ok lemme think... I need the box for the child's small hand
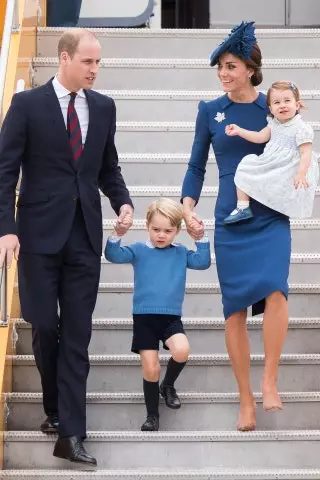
[294,172,309,189]
[225,124,241,136]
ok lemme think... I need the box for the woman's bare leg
[262,291,288,411]
[225,310,256,431]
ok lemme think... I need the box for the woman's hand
[225,124,242,136]
[184,211,204,240]
[294,171,309,189]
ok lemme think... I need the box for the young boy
[105,198,211,431]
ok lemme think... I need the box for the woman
[181,21,290,431]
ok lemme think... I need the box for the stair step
[94,283,320,318]
[33,58,320,90]
[12,354,320,393]
[101,186,320,218]
[6,392,320,431]
[36,26,320,59]
[97,89,320,122]
[102,219,320,253]
[3,468,320,479]
[4,430,320,469]
[100,253,320,284]
[14,316,320,355]
[111,121,320,153]
[116,153,318,186]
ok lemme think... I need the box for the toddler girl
[224,80,319,224]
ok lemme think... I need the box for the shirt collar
[218,92,266,110]
[52,76,86,99]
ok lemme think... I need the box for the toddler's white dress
[234,114,319,218]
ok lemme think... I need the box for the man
[0,29,133,466]
[47,0,82,27]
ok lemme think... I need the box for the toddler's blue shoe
[224,207,254,225]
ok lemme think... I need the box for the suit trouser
[46,0,82,27]
[18,203,101,438]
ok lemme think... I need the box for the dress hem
[223,286,288,321]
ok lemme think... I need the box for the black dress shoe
[40,414,59,434]
[160,383,181,409]
[53,436,97,466]
[141,415,159,431]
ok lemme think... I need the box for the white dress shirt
[52,76,89,145]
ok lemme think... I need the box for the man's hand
[114,204,133,236]
[0,234,20,268]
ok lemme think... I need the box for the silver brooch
[214,112,226,123]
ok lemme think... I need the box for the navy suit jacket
[0,79,133,255]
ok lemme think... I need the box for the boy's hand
[225,124,242,136]
[294,171,309,189]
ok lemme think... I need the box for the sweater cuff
[195,236,210,248]
[107,236,121,245]
[196,232,210,244]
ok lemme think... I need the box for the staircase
[2,27,320,479]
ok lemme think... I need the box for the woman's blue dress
[181,93,291,319]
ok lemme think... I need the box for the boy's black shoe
[141,415,159,431]
[160,383,181,409]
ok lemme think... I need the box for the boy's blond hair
[146,198,183,229]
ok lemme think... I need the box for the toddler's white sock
[237,200,250,210]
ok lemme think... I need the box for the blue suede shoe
[224,207,254,225]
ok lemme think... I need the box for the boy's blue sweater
[105,238,211,316]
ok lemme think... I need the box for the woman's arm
[225,124,271,144]
[294,142,312,189]
[182,198,204,240]
[181,101,210,239]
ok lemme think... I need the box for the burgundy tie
[67,92,83,163]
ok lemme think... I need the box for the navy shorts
[131,314,185,354]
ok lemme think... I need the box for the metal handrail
[0,0,18,119]
[0,78,24,327]
[0,257,8,326]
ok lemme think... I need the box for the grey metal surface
[14,316,320,355]
[11,354,320,393]
[36,28,320,59]
[96,91,320,122]
[4,431,320,469]
[32,58,320,91]
[2,468,320,479]
[6,392,320,432]
[101,186,320,218]
[101,221,320,253]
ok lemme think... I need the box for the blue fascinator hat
[209,21,257,67]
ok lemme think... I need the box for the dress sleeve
[181,101,211,205]
[296,121,314,146]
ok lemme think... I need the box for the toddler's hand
[294,172,309,189]
[225,124,241,136]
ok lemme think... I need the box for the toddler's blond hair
[146,198,183,229]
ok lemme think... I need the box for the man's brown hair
[58,29,97,59]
